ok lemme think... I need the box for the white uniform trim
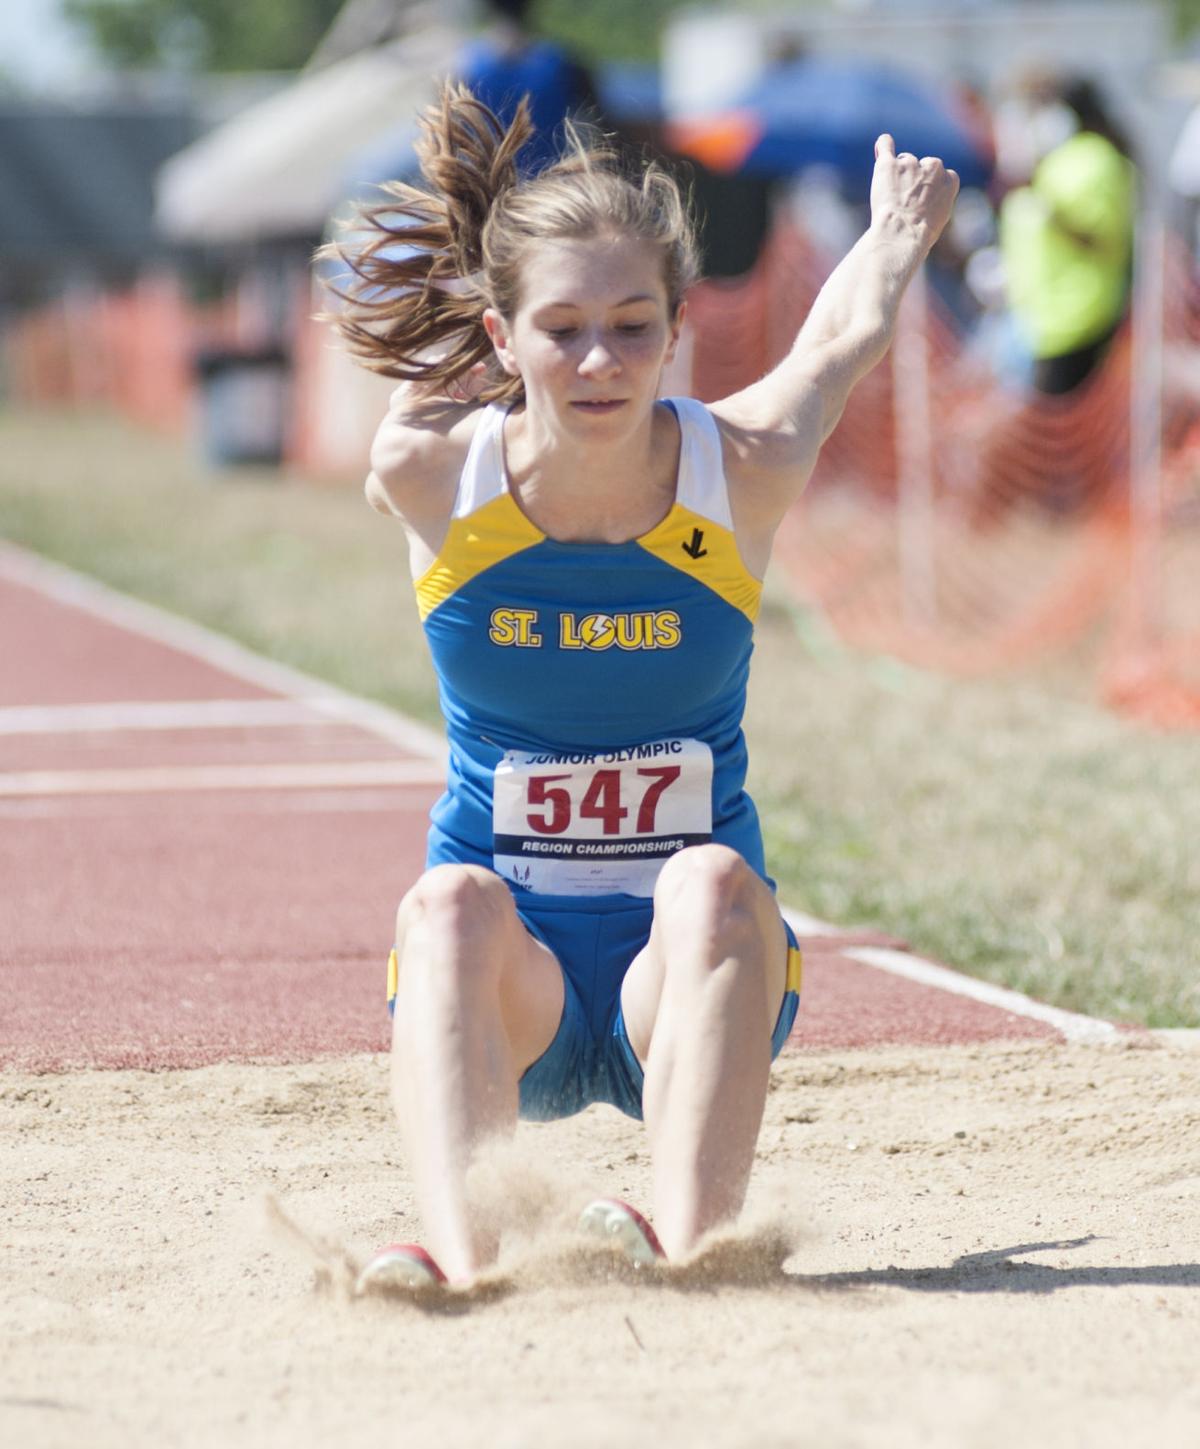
[669,397,735,530]
[451,399,734,529]
[451,403,509,518]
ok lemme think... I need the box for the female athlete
[326,86,957,1289]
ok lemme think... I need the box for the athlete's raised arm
[712,134,959,530]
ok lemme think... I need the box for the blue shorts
[384,890,802,1124]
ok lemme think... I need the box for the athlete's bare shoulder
[365,385,485,525]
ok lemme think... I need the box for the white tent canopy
[156,28,460,243]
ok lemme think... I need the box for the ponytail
[319,85,531,400]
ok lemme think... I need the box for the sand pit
[4,1038,1200,1449]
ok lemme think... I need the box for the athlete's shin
[639,850,777,1258]
[389,868,524,1280]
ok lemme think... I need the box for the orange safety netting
[7,275,251,436]
[1100,235,1200,728]
[688,219,1200,729]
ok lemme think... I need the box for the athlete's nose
[578,335,621,381]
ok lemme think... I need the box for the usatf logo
[488,608,682,650]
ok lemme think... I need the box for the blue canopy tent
[670,57,993,196]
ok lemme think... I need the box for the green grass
[3,406,1197,1028]
[0,410,440,727]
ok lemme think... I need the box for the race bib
[493,737,713,896]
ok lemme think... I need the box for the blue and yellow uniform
[388,397,801,1118]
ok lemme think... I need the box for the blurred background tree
[542,0,1199,60]
[534,0,688,63]
[541,0,1200,59]
[1175,0,1200,40]
[62,0,346,72]
[62,0,688,71]
[60,0,1200,75]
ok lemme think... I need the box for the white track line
[782,907,843,937]
[1150,1029,1200,1050]
[846,945,1119,1045]
[0,760,446,797]
[1,543,1152,1047]
[0,699,339,735]
[0,545,446,761]
[782,915,1124,1048]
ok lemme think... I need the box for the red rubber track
[0,565,1058,1073]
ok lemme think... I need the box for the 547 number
[526,766,681,836]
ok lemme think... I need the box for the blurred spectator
[458,0,602,172]
[963,76,1136,520]
[997,76,1136,395]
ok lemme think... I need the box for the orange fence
[687,222,1200,730]
[4,270,388,479]
[7,274,215,435]
[1102,237,1200,728]
[5,273,280,446]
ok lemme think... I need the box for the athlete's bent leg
[390,865,564,1282]
[620,845,789,1260]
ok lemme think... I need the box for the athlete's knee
[397,865,518,954]
[392,869,522,1025]
[651,848,770,997]
[654,844,757,928]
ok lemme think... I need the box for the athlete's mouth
[570,399,628,412]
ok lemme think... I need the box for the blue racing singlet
[415,398,767,899]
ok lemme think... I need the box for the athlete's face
[483,234,684,435]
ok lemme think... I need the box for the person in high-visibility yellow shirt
[999,78,1136,395]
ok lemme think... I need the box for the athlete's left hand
[444,359,493,403]
[870,134,959,252]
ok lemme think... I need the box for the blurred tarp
[668,57,993,196]
[0,103,195,295]
[156,27,460,244]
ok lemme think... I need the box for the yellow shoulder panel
[415,494,544,621]
[638,503,762,622]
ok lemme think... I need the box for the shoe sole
[579,1198,665,1267]
[355,1243,446,1295]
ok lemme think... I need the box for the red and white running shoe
[578,1198,666,1268]
[355,1243,447,1295]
